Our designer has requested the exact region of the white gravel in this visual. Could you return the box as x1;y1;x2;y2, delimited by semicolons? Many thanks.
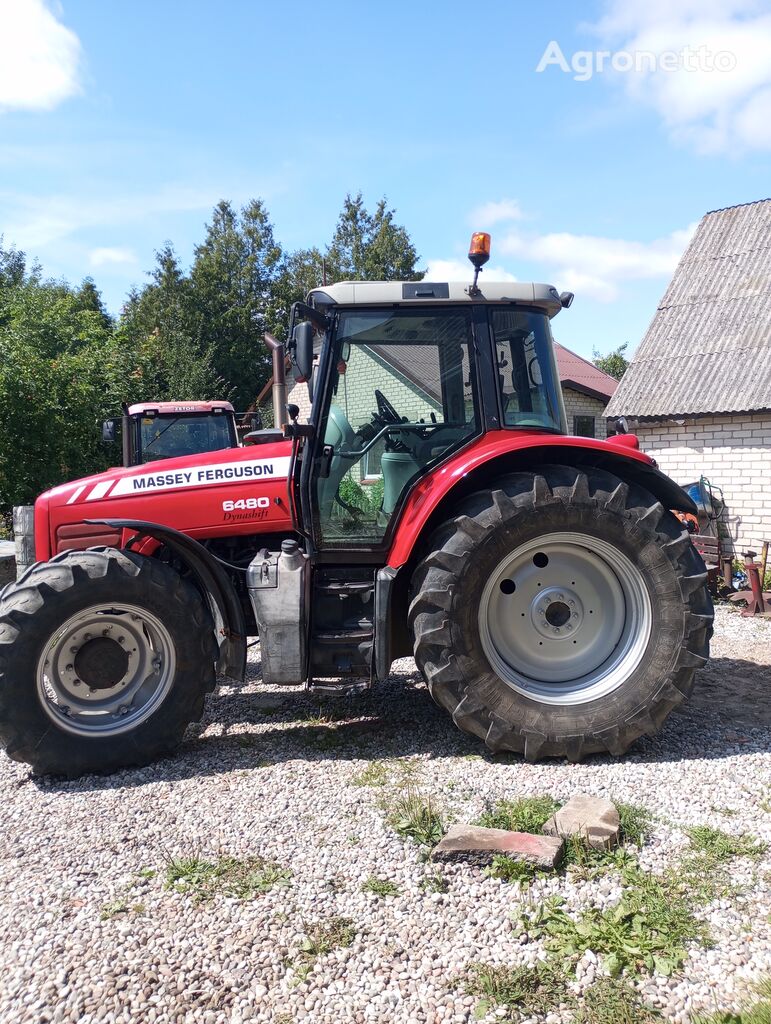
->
1;604;770;1024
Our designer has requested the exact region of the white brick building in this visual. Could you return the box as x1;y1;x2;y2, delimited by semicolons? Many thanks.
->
606;200;771;553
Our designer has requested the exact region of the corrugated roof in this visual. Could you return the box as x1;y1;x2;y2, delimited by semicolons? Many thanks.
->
554;342;618;401
606;199;771;419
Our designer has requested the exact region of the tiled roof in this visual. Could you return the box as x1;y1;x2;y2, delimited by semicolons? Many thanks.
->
554;342;618;402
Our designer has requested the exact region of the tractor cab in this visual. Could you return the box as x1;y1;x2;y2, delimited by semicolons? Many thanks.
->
103;401;239;466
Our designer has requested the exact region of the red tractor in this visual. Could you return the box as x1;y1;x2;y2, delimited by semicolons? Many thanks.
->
103;400;240;466
0;234;712;776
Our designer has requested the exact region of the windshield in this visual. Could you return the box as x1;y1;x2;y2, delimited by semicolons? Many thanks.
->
490;308;565;432
139;414;234;462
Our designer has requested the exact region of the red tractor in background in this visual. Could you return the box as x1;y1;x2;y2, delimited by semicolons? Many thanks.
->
0;234;713;777
103;400;264;466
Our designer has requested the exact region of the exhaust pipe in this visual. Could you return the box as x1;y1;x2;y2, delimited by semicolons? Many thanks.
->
263;333;288;431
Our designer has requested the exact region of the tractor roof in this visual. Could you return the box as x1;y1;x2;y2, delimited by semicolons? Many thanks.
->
126;400;234;416
308;281;564;317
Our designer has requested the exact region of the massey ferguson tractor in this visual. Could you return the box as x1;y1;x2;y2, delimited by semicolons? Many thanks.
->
103;400;240;466
0;233;713;777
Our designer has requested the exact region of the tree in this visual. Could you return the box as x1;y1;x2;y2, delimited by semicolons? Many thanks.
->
325;193;423;283
592;343;629;381
189;199;284;407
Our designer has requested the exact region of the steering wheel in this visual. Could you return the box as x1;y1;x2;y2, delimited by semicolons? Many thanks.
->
374;389;401;425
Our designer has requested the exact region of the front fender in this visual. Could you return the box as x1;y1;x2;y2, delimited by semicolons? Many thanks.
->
89;518;247;680
386;431;697;569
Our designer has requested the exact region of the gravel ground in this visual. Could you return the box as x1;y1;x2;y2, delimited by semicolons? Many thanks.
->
1;604;770;1024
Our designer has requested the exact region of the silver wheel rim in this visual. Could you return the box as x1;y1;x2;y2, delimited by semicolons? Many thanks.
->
36;603;176;736
478;532;652;705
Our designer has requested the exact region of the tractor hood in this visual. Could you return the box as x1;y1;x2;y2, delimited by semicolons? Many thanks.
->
35;439;295;560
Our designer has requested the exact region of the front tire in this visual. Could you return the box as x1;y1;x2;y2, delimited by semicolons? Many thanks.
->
0;548;217;776
409;465;713;761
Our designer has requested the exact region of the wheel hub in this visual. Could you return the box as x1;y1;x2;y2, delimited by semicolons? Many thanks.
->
74;637;130;690
531;587;583;638
36;604;176;736
478;532;652;705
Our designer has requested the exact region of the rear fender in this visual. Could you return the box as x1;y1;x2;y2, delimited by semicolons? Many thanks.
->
386;432;698;569
89;518;247;680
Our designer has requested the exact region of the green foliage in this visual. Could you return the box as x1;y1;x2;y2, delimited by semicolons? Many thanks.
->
298;916;356;960
483;854;538;885
326;193;423;283
361;876;400;897
164;854;291;902
475;795;560;833
518;864;709;979
592;342;629;380
685;826;767;861
352;760;390;787
388;789;445;847
617;803;655;847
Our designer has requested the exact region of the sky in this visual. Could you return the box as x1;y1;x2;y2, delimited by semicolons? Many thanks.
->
1;0;770;360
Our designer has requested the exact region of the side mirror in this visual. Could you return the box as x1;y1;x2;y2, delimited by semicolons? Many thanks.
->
292;321;314;384
102;419;116;442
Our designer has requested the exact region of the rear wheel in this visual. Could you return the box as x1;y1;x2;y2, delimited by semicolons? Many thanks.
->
409;465;713;761
0;548;217;776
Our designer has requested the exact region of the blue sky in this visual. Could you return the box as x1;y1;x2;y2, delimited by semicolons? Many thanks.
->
1;0;770;359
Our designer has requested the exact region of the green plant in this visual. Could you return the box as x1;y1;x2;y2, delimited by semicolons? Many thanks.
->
475;795;560;834
298;916;356;960
420;871;449;893
617;803;655;847
165;854;291;902
388;789;445;847
465;960;567;1020
518;859;710;978
352;760;389;787
361;876;400;897
574;977;662;1024
483;854;538;886
686;826;767;861
100;899;129;920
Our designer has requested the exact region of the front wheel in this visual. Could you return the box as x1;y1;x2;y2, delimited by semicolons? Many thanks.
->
0;548;217;776
409;465;713;761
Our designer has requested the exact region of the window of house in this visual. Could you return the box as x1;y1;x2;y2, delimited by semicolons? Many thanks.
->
573;415;595;437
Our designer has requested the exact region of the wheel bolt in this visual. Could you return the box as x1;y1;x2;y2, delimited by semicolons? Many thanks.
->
65;663;73;672
569;600;576;608
72;679;81;687
118;705;129;715
84;633;91;640
117;637;125;645
61;706;70;716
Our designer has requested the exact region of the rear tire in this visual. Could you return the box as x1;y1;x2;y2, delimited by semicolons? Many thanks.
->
409;465;713;761
0;548;217;776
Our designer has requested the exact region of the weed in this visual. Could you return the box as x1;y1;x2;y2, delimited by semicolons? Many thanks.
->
165;854;291;903
346;834;360;845
465;961;659;1023
298;916;356;961
518;859;710;978
100;899;129;920
388;789;445;847
476;795;560;834
420;871;449;893
574;977;662;1024
351;761;389;787
361;876;400;897
686;826;767;861
483;855;538;886
465;959;567;1020
617;803;655;847
136;867;156;880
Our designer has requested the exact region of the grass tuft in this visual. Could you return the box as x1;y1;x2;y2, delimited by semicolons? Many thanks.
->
298;916;356;960
686;825;767;861
165;854;291;903
483;854;539;886
692;977;771;1024
351;761;389;787
617;802;655;847
475;795;560;833
361;875;400;898
388;789;445;847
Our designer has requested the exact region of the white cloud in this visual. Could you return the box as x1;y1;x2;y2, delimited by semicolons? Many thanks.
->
0;0;83;112
468;199;524;226
584;0;771;153
89;247;137;268
499;223;696;302
0;184;228;249
424;258;518;283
